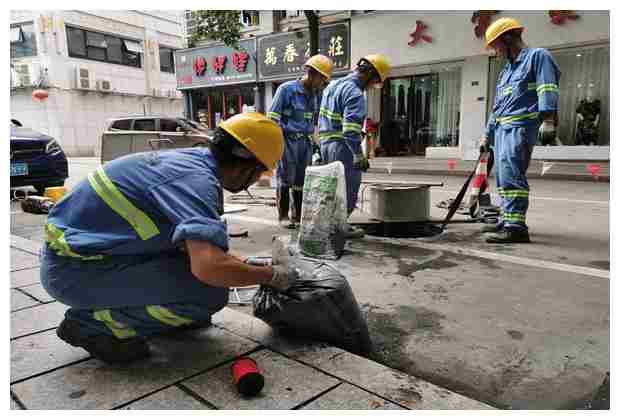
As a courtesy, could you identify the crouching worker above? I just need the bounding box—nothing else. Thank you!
[40,112,293,364]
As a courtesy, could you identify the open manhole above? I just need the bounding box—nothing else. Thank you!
[357,221,443,238]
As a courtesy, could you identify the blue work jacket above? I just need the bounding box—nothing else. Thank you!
[318,73,367,145]
[267,79,316,137]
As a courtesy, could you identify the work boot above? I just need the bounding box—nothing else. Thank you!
[480,223,503,233]
[291,190,303,225]
[57,318,150,364]
[345,225,365,239]
[485,229,530,244]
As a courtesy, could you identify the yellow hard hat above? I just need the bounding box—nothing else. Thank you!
[219,112,284,171]
[485,17,524,48]
[304,54,334,80]
[361,54,391,82]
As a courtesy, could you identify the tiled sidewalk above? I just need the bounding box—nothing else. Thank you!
[10,235,493,410]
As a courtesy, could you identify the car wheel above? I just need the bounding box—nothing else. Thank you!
[34,181,65,196]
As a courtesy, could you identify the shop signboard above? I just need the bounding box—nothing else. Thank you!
[257,22,350,81]
[175,38,257,89]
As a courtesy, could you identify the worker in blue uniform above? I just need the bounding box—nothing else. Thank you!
[268,54,334,228]
[481,18,560,243]
[318,54,391,238]
[40,113,295,364]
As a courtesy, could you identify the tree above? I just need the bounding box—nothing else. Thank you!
[189,10,243,49]
[303,10,319,56]
[190,10,321,56]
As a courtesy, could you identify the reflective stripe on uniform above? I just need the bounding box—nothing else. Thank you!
[303,112,313,120]
[88,167,160,241]
[267,111,281,121]
[45,223,104,260]
[319,107,342,121]
[537,83,559,94]
[93,309,138,339]
[146,305,193,327]
[319,131,344,141]
[496,112,539,125]
[502,212,527,223]
[342,121,362,134]
[499,188,529,198]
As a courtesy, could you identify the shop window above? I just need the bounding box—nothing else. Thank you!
[382,66,461,156]
[487,44,609,146]
[11,22,37,58]
[160,47,175,73]
[66,26,142,68]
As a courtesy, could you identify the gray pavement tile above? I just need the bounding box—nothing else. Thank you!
[11,249,40,272]
[286,346,494,410]
[11,289,38,312]
[122,386,212,410]
[11,234,42,255]
[10,267,41,288]
[182,348,341,410]
[11,301,68,339]
[18,283,55,303]
[11,326,258,409]
[11,329,89,383]
[301,383,404,410]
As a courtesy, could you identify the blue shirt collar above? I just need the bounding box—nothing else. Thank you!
[347,73,364,89]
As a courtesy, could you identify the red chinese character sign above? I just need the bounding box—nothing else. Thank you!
[232,50,249,73]
[212,55,227,74]
[549,11,579,25]
[471,11,499,39]
[408,21,432,47]
[193,56,207,76]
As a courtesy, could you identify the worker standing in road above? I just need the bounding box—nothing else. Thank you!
[268,54,334,229]
[481,18,560,243]
[40,112,296,364]
[318,54,391,238]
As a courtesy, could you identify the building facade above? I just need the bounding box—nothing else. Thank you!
[176,10,610,161]
[10,10,185,156]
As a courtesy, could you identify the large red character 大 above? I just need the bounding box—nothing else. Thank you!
[408,20,432,47]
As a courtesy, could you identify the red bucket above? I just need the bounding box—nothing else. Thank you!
[232,357,264,397]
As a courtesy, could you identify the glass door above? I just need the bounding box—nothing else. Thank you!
[410,74,437,155]
[383,77,413,156]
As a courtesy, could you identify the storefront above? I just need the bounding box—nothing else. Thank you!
[351,11,610,160]
[175,38,259,129]
[257,22,351,110]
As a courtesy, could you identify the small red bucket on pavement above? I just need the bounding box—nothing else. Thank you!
[232,357,264,397]
[448,160,456,171]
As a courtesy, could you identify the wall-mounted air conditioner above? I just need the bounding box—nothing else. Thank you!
[97,78,112,92]
[75,66,93,90]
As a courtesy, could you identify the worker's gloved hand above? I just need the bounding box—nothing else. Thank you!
[353,153,370,172]
[538,120,556,146]
[266,263,299,291]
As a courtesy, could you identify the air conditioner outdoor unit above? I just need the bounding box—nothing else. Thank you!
[97,78,112,92]
[75,66,93,90]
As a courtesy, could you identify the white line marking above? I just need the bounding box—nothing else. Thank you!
[224,214,609,279]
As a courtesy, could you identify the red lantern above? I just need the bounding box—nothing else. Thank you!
[32,89,49,102]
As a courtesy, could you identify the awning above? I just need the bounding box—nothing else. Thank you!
[123,39,144,54]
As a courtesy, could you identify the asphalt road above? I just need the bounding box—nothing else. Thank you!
[9,157,611,409]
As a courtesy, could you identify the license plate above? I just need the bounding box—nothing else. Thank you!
[10,163,28,176]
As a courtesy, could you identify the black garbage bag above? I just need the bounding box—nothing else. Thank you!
[252,257,372,356]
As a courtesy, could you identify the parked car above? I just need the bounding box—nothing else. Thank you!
[100,115,212,163]
[10,119,68,194]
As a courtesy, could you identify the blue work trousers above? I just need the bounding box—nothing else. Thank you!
[40,246,228,338]
[320,139,362,215]
[276,135,313,191]
[494,124,539,232]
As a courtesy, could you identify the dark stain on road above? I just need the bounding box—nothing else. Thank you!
[507,330,524,340]
[589,260,610,270]
[364,304,447,373]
